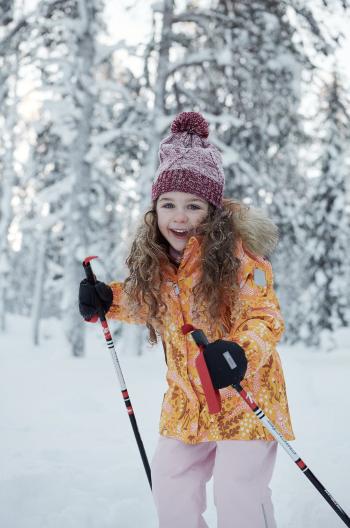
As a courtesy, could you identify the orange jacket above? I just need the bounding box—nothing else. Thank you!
[107,210,294,444]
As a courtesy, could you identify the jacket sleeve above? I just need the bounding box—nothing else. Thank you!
[106,281,148,325]
[228,253,285,379]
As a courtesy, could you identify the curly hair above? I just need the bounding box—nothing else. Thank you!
[124,198,242,344]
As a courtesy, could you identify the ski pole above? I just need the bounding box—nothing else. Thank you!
[82,256,152,489]
[184,324,350,528]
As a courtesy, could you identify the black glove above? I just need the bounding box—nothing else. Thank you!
[203,340,247,388]
[79,279,113,320]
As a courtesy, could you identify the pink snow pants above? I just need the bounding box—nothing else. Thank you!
[151,436,278,528]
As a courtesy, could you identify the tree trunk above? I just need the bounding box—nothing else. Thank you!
[0,52,18,332]
[130,0,175,356]
[63,0,96,357]
[140,0,174,210]
[32,230,48,346]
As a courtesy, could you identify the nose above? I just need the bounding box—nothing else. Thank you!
[173,208,188,223]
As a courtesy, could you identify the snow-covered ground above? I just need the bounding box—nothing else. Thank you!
[1,315,349,527]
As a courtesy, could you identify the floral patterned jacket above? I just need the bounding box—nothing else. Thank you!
[107,206,295,445]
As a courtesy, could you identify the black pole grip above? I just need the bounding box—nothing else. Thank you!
[83,260,96,285]
[191,329,210,347]
[82,257,106,321]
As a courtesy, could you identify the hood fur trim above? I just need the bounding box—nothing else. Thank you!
[231,203,279,257]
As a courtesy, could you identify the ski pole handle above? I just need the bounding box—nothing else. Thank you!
[83,255,97,284]
[81,256,152,489]
[82,256,107,321]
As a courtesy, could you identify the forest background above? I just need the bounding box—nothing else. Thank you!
[0,0,349,356]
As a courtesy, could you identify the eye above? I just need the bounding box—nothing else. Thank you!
[188,204,201,210]
[161,202,174,208]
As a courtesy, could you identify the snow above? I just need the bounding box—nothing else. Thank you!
[1,315,350,527]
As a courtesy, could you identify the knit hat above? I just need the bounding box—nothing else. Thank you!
[152,111,225,208]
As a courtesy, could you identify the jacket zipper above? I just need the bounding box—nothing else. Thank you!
[173,283,187,325]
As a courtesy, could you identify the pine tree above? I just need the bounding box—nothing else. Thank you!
[0,3,24,331]
[292,68,350,346]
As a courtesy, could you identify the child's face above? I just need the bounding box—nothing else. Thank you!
[156,191,209,253]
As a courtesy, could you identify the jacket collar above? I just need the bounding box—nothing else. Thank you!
[161,236,252,285]
[161,235,202,281]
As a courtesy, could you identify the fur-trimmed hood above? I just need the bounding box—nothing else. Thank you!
[231,203,279,257]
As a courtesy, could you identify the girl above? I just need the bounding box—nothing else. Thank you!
[79,111,294,528]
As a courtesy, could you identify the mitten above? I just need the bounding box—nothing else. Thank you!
[203,340,247,388]
[79,279,113,321]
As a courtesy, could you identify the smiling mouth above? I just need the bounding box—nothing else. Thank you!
[169,228,190,239]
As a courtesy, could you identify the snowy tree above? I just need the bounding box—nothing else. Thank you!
[0,0,13,27]
[0,5,25,331]
[59,1,98,357]
[140,0,177,209]
[291,68,350,346]
[89,54,151,274]
[0,0,76,333]
[84,47,153,355]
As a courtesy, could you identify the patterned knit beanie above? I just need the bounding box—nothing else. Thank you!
[152,111,225,208]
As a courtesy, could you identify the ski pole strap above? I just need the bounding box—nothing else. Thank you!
[195,346,222,414]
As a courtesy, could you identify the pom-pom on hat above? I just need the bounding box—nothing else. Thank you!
[152,111,225,208]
